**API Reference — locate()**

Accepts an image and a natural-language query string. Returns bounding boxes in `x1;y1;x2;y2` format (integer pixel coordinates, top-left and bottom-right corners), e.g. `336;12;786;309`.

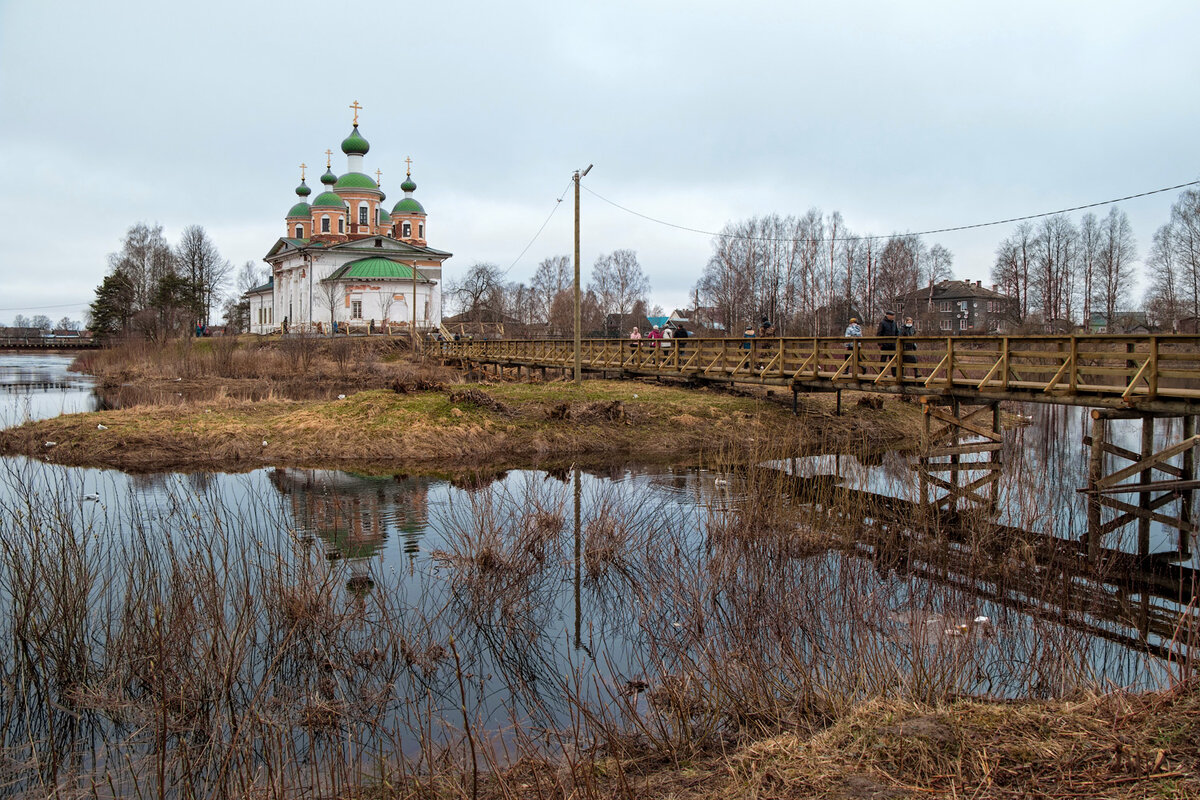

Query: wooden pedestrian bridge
439;333;1200;560
436;333;1200;414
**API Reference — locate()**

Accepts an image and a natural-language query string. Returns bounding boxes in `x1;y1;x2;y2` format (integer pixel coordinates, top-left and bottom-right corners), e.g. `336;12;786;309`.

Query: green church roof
400;177;417;192
341;125;370;155
295;180;311;197
334;172;379;191
287;201;311;217
311;191;346;209
320;167;337;185
326;257;429;281
392;197;426;215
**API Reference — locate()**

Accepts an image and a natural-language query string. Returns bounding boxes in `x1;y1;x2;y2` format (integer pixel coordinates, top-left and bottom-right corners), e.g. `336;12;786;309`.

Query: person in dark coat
900;315;918;378
877;310;899;379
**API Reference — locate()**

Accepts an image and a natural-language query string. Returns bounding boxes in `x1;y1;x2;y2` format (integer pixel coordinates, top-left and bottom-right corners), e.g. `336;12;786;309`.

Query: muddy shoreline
0;378;921;474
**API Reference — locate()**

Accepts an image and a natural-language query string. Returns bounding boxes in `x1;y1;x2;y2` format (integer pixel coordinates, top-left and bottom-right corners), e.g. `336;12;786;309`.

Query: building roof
286;201;311;218
311;191;346;209
244;276;274;295
334;172;379;191
392;197;426;215
341;125;370;155
324;257;430;282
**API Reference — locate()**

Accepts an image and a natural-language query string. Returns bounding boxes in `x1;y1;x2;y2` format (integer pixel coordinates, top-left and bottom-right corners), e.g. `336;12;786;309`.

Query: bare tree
1145;223;1182;330
1096;207;1137;326
316;278;344;332
176;225;232;325
236;260;269;294
107;222;175;311
446;263;504;321
1031;214;1077;326
531;255;571;322
589;249;650;320
992;222;1035;322
1077;213;1102;328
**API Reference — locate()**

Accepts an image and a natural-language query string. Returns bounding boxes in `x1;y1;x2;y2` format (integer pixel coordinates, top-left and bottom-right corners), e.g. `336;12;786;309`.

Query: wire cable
501;179;574;275
0;301;91;313
582;178;1200;244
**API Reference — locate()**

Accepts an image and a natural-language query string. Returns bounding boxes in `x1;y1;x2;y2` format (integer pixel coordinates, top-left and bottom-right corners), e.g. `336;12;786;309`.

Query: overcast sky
1;0;1197;325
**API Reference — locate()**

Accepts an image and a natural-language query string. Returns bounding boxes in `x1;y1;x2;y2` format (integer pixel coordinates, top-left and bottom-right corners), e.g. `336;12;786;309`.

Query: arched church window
321;216;330;233
418;222;425;239
338;218;345;234
358;205;368;226
294;225;303;238
402;221;411;238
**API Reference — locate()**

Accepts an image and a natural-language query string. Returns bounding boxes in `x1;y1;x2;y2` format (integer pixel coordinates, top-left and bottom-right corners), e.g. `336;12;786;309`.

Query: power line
0;301;90;313
501;180;574;276
582;178;1200;244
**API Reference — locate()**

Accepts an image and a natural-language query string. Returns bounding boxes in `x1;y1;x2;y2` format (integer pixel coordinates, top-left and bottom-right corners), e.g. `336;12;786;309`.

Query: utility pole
573;164;592;384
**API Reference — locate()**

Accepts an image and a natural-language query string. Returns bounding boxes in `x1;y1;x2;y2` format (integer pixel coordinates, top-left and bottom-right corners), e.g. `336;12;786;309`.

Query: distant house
893;280;1019;334
672;306;726;333
604;311;650;338
1089;311;1153;334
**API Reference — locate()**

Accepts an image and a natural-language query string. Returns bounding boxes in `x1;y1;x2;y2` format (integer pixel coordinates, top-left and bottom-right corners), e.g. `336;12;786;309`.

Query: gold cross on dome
404;156;413;177
325;149;332;168
375;168;382;185
299;162;307;180
349;100;362;126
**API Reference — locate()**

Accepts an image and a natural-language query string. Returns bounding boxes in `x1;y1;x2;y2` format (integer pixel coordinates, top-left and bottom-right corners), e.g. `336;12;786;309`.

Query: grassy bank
0;379;920;472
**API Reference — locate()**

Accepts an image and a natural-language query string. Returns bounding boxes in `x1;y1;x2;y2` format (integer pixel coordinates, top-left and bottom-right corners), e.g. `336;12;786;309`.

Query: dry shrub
447;388;513;415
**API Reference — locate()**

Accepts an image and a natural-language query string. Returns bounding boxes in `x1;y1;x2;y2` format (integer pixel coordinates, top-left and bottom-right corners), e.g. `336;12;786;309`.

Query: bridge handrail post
946;337;955;388
1002;337;1010;391
1150;336;1159;399
1069;336;1079;393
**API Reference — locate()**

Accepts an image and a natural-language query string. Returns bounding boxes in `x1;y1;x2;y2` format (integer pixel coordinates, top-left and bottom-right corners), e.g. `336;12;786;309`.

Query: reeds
0;428;1194;797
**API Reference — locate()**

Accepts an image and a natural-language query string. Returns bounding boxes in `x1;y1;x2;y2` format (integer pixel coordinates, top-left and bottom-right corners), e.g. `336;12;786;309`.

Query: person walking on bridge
877;310;900;379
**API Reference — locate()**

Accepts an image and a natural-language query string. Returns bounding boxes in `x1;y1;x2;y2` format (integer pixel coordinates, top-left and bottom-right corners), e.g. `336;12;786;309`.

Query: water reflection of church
268;468;432;559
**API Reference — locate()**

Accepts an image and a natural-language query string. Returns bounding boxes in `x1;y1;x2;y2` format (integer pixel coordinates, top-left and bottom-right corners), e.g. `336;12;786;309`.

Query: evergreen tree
88;271;136;342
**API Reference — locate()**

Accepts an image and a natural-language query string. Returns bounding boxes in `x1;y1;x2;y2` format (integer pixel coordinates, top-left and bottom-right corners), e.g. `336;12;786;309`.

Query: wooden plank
925;442;1004;457
926;407;1002;442
1080;478;1200;495
917;461;1003;472
1121;357;1152;401
1098;493;1194;534
1082;437;1185;478
1095;435;1200;489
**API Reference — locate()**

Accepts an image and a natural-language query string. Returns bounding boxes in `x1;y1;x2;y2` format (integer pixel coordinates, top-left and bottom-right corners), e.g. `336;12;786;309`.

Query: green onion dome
393;197;426;215
320;167;337;186
333;172;379;191
400;176;417;193
287;201;311;218
341;125;370;156
295;179;311;197
312;191;346;209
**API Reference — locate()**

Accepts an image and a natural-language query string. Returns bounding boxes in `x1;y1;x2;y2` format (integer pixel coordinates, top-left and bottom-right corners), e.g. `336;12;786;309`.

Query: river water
0;351;1195;795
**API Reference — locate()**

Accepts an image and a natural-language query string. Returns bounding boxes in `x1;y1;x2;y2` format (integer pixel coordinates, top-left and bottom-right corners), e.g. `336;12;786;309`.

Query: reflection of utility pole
573;165;592;385
574;463;582;650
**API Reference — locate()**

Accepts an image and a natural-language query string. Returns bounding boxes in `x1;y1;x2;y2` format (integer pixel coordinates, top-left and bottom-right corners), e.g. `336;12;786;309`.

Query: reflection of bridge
440;334;1200;563
0;381;82;393
0;336;96;349
769;464;1199;661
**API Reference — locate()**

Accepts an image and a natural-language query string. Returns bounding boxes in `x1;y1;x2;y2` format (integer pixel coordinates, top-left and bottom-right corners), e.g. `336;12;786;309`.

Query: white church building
247;103;452;334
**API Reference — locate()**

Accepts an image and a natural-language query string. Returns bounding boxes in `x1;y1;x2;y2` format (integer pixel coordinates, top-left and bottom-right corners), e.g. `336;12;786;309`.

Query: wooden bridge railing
437;334;1200;412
